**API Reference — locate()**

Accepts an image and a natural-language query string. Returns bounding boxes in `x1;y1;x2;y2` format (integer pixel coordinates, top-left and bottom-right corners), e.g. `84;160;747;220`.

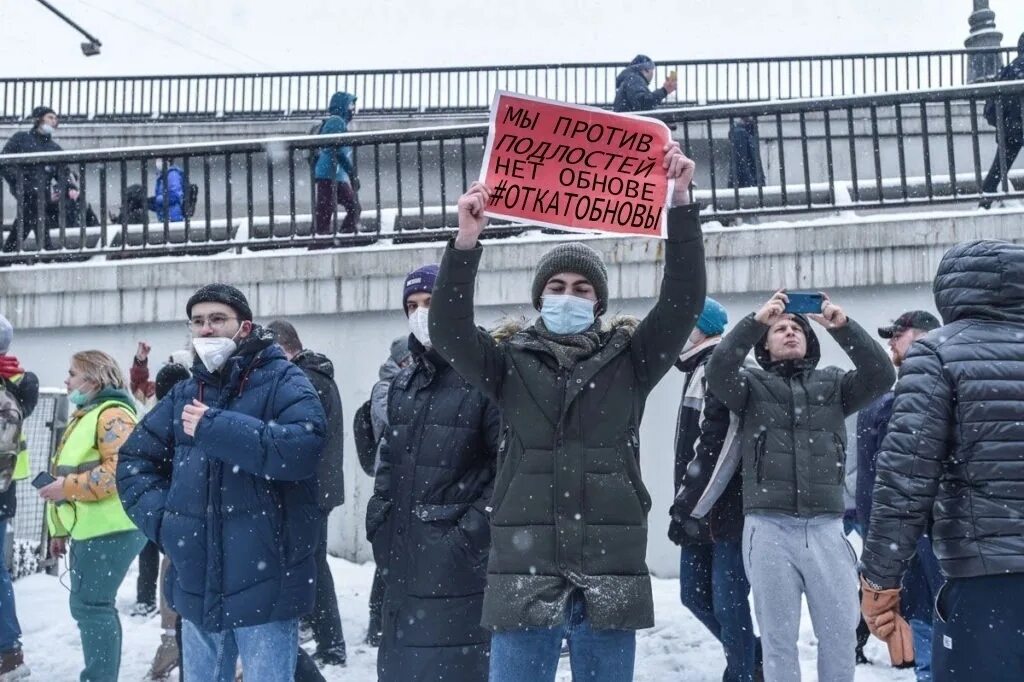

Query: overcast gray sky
1;0;1023;76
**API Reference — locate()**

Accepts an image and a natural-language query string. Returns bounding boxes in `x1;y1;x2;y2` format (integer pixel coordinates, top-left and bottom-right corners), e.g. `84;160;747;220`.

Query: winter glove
0;355;25;379
860;576;915;666
350;177;361;193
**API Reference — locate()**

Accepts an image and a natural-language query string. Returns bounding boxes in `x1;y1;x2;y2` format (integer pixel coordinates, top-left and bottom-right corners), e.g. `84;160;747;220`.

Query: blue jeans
0;521;22;653
182;617;298;682
679;542;758;682
910;618;932;682
489;591;635;682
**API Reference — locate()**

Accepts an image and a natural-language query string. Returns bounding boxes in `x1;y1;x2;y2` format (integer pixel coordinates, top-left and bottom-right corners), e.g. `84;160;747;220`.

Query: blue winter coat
314;92;356;183
117;328;327;632
148;166;185;222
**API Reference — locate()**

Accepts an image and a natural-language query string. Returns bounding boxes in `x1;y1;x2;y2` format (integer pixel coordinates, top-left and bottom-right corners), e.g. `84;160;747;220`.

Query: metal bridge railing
0;48;1015;122
1;81;1023;264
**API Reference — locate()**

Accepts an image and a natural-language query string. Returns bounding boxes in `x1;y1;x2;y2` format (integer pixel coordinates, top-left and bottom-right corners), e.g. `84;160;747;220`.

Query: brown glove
860;577;915;666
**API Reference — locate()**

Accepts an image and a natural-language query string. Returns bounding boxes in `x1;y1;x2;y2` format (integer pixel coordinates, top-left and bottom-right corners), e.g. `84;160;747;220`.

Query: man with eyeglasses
117;283;328;682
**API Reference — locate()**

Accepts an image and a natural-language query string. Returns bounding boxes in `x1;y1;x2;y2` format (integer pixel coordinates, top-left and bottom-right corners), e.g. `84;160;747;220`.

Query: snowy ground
14;554;913;681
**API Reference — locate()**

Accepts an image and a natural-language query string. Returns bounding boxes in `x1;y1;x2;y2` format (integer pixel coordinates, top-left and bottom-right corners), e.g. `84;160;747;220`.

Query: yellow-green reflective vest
47;400;138;541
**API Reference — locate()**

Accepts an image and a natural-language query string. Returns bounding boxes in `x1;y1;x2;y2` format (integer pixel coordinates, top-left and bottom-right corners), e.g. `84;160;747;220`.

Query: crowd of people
0;57;1020;682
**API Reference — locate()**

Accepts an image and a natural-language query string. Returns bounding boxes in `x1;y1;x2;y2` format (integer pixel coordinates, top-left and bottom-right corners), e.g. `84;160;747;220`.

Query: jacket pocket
934;580;958;625
754;432;767;483
622;428;652;514
485;429;518;517
833;433;847;485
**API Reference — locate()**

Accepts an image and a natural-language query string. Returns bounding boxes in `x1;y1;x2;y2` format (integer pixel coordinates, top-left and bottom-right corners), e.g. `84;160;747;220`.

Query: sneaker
0;647;30;681
313;644;347;667
129;601;158;619
147;634;180;680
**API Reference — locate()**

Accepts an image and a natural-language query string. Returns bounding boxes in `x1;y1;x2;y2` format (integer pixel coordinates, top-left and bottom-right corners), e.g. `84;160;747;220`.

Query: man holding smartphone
613;55;677;113
705;290;894;682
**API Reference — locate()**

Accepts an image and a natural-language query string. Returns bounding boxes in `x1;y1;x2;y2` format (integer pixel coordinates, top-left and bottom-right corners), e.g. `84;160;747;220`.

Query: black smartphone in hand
31;471;57;490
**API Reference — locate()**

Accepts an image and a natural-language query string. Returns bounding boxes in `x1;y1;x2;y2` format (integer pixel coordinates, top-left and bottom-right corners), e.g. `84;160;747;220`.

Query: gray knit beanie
531;242;609;315
0;315;12;354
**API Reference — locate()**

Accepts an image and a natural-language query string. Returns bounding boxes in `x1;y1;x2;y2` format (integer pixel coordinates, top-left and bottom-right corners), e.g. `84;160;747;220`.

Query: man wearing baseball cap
855;310;942;677
118;283;327;681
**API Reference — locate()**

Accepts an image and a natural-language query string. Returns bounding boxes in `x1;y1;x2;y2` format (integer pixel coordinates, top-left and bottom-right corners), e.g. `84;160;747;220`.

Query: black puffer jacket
365;338;500;682
668;339;744;545
861;240;1024;589
293;349;345;511
706;313;894;518
612;66;668;113
0;128;62;197
430;205;706;632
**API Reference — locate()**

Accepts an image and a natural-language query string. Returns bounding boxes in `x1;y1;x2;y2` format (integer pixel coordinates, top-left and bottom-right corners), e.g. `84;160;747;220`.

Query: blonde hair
71;350;127;391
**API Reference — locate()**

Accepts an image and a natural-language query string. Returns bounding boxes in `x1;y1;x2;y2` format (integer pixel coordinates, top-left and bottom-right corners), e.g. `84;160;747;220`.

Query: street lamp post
965;0;1004;82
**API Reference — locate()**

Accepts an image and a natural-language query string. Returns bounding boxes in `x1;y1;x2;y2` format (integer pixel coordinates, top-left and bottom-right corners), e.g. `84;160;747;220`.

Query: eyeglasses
188;314;238;331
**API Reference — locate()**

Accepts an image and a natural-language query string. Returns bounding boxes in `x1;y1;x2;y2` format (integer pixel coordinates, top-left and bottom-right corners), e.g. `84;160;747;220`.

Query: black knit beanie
531;242;609;315
186;283;253;321
155;363;191;400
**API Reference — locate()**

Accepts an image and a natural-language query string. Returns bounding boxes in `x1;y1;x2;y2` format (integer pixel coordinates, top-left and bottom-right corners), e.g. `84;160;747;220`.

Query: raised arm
428;182;507;402
629;206;704;393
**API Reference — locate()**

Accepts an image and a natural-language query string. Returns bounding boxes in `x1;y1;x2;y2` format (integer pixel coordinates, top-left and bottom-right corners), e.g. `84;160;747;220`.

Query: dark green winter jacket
429;205;706;631
705;313;894;518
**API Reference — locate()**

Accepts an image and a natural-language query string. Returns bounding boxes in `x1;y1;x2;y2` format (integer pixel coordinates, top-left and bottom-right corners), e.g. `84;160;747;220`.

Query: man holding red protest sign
429;140;704;682
481;91;675;238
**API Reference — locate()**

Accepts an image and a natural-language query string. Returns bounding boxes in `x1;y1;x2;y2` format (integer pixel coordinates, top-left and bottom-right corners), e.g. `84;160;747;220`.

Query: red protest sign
480;91;673;238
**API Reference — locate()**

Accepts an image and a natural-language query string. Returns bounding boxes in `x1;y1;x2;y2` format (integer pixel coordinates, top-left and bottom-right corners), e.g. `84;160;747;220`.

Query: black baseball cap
878;310;941;338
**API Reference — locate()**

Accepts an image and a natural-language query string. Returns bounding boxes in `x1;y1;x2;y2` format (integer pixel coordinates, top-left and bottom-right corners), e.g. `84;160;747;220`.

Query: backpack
352;399;378;477
307;121;326;167
0;382;25;493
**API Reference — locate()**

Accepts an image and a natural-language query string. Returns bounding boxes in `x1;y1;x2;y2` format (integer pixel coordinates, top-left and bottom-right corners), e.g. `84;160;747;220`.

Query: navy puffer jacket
117;327;327;631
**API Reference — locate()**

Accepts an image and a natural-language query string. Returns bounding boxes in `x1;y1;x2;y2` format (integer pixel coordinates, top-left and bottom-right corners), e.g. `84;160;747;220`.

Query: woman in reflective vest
38;350;146;682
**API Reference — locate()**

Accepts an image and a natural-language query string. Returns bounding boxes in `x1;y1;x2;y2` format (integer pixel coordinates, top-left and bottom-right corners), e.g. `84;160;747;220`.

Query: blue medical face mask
68;389;90;407
540;294;596;335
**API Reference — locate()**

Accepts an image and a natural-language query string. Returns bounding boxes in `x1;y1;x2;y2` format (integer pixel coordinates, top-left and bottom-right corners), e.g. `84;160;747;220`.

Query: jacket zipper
754;432;767;483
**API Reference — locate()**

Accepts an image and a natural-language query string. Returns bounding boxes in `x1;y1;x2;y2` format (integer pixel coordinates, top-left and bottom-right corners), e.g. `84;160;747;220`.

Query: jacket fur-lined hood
490;314;640;343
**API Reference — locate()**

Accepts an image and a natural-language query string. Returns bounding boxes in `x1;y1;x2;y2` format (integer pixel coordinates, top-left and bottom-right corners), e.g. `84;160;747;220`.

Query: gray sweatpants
742;513;859;682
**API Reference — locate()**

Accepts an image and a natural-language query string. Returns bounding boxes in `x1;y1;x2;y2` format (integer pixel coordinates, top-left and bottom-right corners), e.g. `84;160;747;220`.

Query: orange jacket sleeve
62;406;137;502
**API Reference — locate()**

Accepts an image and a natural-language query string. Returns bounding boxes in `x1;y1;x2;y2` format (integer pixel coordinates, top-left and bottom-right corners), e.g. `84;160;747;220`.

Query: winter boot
313;644;347;667
130;601;158;619
147;633;180;680
0;647;30;681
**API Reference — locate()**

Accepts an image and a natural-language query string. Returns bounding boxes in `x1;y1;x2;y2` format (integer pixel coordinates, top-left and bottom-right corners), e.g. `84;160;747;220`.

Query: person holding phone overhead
613;55;677;113
38;351;146;682
704;291;894;682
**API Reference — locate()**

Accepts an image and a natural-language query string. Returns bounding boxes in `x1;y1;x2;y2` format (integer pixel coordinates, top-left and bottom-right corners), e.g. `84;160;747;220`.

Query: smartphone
784;291;824;315
31;471;57;490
